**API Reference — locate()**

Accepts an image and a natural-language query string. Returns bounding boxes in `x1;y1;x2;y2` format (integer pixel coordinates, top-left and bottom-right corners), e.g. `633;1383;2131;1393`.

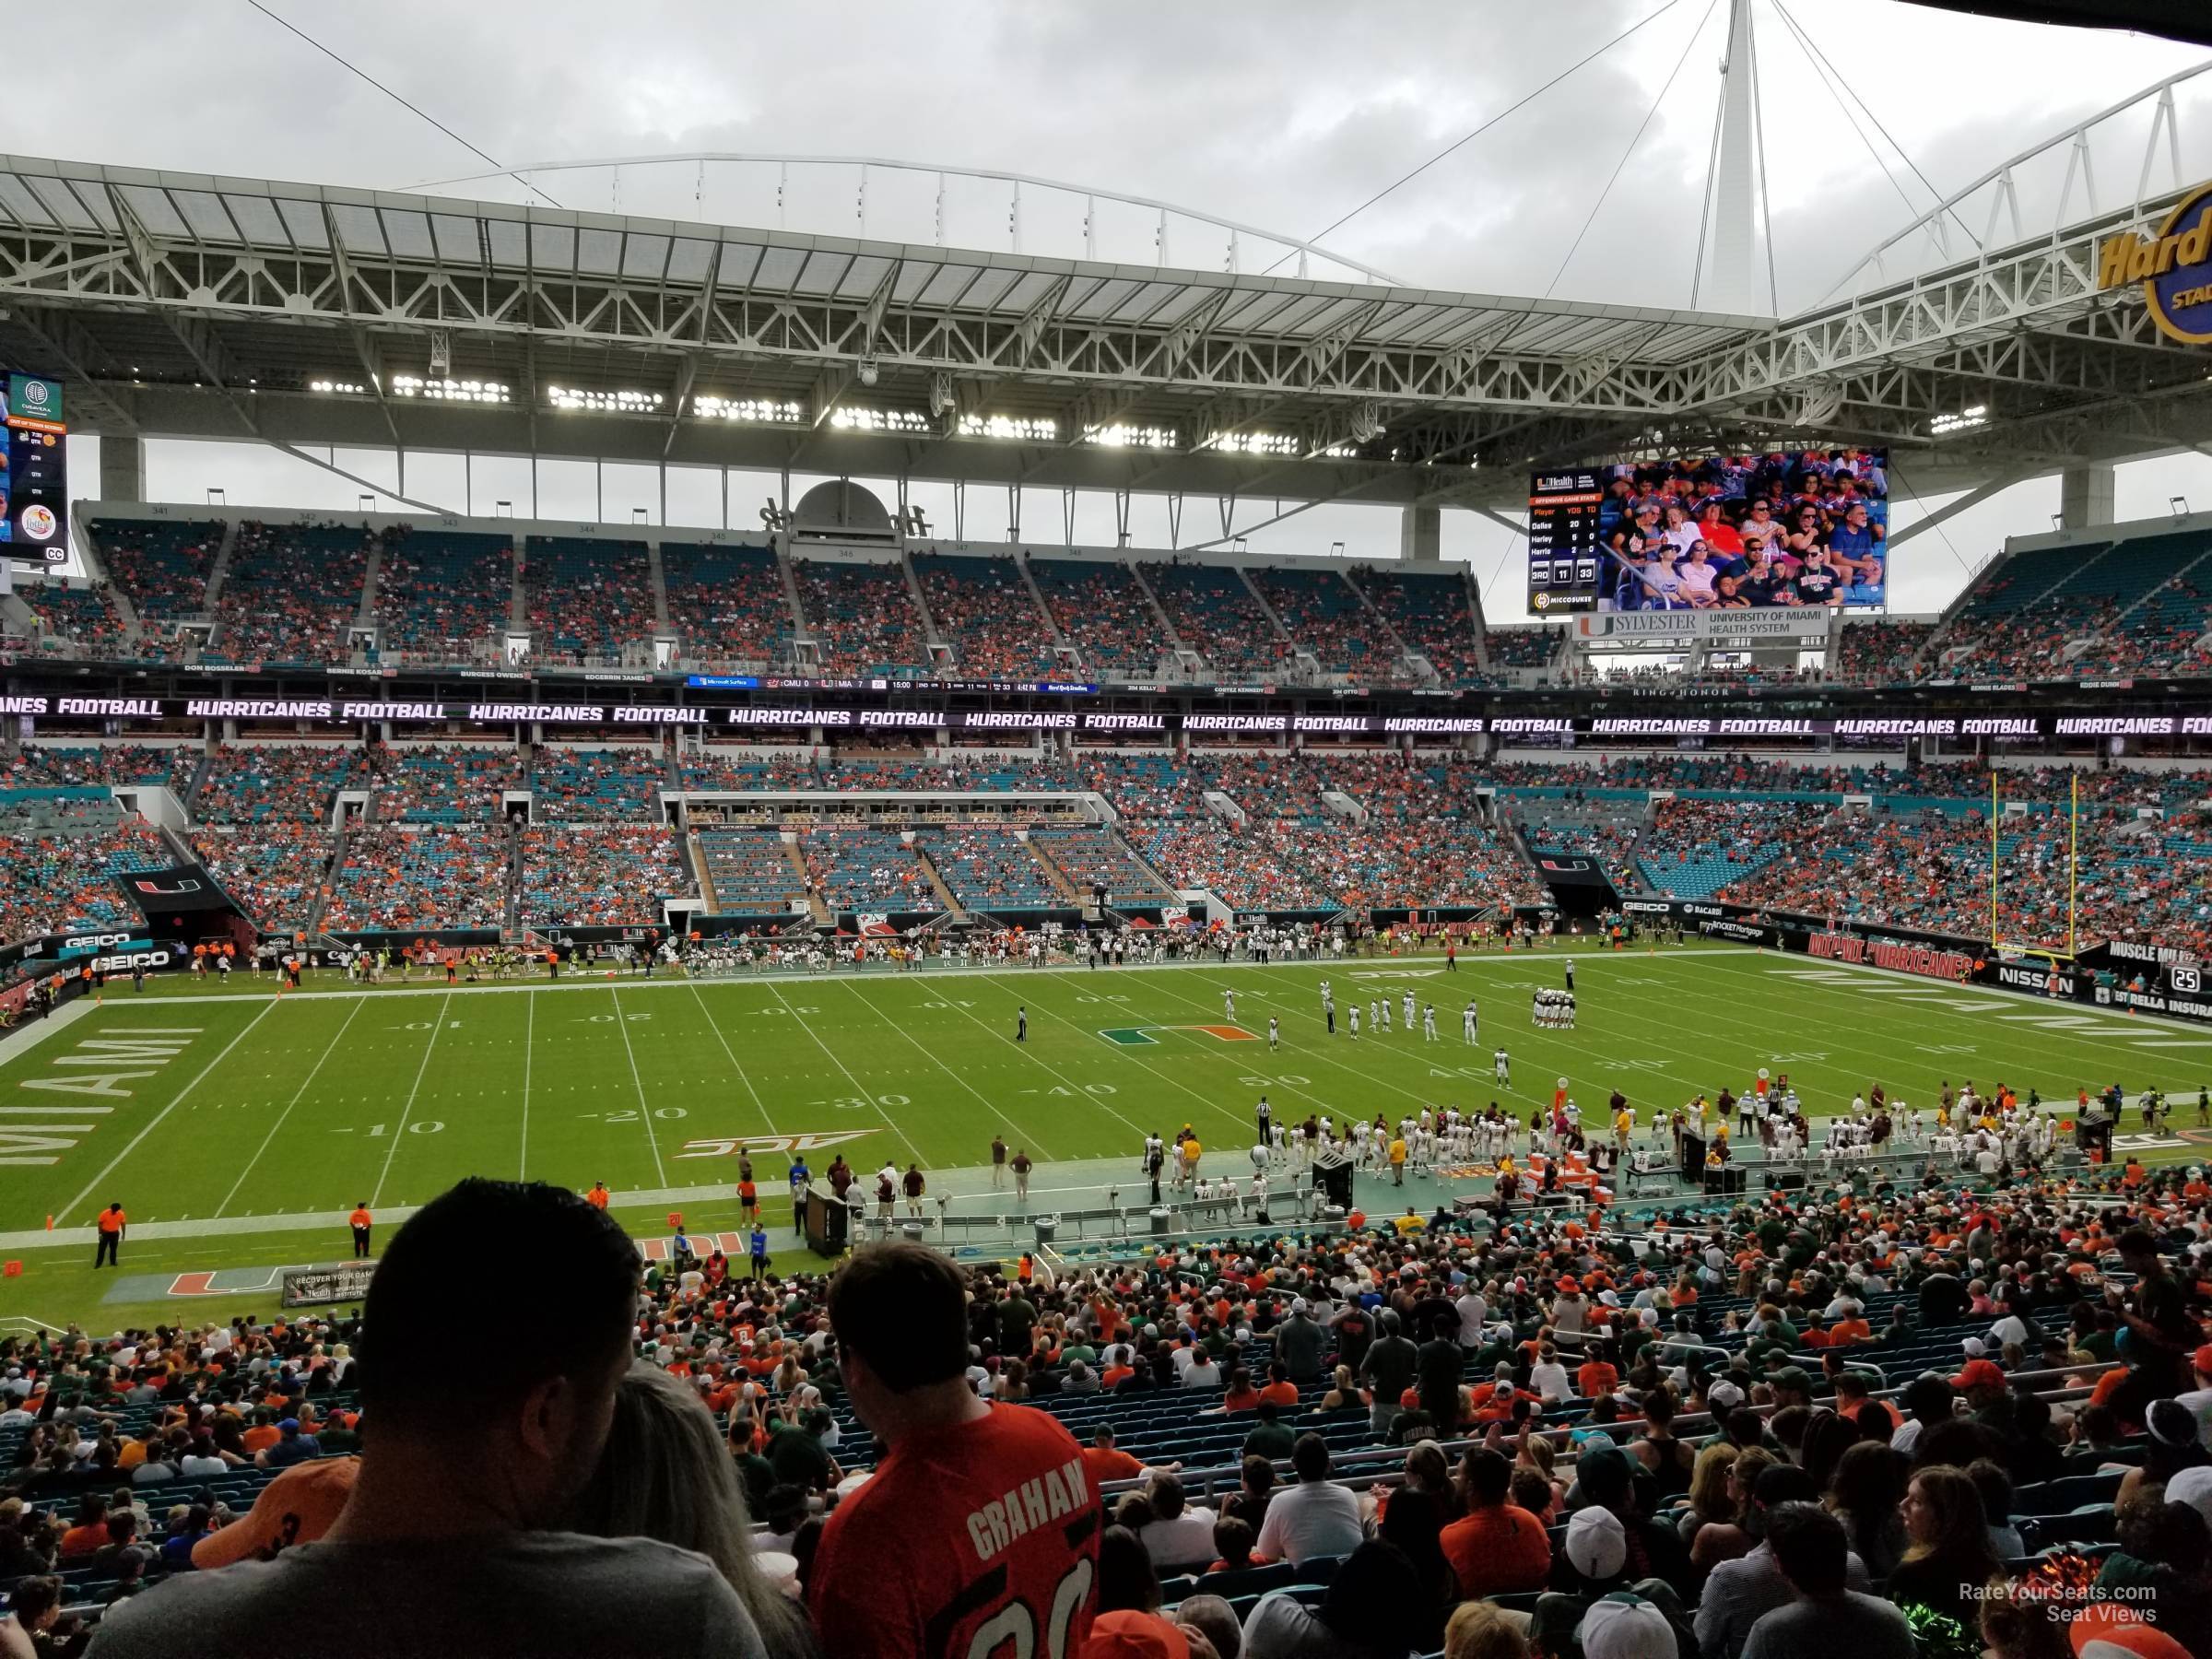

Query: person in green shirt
1241;1401;1296;1461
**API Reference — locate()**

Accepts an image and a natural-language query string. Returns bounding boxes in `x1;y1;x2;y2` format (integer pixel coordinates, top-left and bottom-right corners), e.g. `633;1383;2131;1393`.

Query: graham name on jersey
963;1454;1092;1562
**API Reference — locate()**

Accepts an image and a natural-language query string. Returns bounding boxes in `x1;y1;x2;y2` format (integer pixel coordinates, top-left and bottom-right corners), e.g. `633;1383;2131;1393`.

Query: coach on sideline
89;1180;769;1659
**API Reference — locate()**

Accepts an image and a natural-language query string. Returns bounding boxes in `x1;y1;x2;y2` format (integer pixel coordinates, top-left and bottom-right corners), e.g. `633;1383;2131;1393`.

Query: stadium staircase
1342;571;1426;684
910;840;965;917
1017;830;1086;908
300;819;345;935
196;520;242;618
897;550;950;664
775;546;812;641
355;532;385;640
687;830;720;913
1012;552;1080;669
646;541;672;633
1124;559;1185;653
506;540;528;633
500;819;524;934
179;749;215;818
782;838;834;924
1232;566;1298;661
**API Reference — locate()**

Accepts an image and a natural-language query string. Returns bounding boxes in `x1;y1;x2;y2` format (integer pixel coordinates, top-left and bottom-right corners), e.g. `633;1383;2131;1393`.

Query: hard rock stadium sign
2100;179;2212;346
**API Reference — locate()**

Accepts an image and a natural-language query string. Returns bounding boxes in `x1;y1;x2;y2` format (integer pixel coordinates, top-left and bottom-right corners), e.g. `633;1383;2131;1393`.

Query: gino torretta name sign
2100;180;2212;346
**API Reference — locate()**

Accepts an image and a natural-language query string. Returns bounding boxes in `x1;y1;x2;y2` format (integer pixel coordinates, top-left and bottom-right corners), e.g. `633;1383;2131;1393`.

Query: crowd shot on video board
1530;449;1889;614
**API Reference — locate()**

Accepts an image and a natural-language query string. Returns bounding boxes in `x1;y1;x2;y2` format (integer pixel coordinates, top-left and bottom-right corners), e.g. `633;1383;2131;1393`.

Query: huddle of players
1533;988;1577;1028
1315;980;1481;1044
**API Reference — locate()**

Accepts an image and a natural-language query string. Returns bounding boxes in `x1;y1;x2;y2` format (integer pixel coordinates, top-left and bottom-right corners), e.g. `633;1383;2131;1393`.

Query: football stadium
9;2;2212;1654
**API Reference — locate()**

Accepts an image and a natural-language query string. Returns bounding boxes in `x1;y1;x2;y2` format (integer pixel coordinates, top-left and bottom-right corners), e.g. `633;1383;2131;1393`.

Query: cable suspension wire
1747;1;1781;315
1545;0;1723;300
1768;0;1981;258
1259;0;1691;277
1889;462;1984;579
1688;45;1731;309
243;1;564;210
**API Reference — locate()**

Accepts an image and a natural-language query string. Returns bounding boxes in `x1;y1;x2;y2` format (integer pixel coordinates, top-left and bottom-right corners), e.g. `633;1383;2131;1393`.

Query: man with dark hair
1741;1502;1912;1659
92;1180;766;1659
1439;1447;1549;1597
1694;1467;1874;1659
1253;1433;1365;1566
809;1242;1100;1656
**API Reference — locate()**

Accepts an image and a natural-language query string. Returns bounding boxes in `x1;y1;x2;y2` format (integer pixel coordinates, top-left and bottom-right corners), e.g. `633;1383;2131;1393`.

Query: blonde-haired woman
572;1365;817;1659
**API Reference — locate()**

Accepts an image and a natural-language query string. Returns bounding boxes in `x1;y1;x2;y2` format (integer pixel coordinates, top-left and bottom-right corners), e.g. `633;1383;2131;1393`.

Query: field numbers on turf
1073;994;1131;1005
1914;1043;1979;1056
1034;1083;1119;1098
594;1108;689;1123
582;1013;653;1024
919;999;975;1009
1770;1052;1828;1064
753;1006;821;1017
1239;1074;1312;1088
361;1121;443;1136
394;1020;464;1030
807;1093;910;1112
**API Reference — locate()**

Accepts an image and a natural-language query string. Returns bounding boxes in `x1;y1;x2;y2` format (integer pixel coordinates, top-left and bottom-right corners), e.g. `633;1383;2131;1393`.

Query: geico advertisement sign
88;947;175;973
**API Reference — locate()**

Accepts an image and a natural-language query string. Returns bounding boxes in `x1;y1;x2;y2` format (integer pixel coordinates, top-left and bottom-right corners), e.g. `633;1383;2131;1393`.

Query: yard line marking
371;993;453;1207
764;981;926;1165
519;989;535;1179
55;1001;278;1226
611;989;669;1190
838;976;1057;1159
688;983;779;1138
215;999;365;1218
975;975;1246;1143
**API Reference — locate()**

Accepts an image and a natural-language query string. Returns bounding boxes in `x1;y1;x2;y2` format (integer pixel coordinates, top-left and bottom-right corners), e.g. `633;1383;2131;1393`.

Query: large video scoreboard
2;370;68;566
1525;468;1606;613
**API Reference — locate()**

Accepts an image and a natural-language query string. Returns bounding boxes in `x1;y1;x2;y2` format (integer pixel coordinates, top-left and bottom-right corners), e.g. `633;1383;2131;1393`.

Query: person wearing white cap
1580;1592;1679;1659
1738;1502;1912;1659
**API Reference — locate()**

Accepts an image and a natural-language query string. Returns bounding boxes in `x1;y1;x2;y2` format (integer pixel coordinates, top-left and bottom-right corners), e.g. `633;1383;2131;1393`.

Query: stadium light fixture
2051;513;2065;532
548;385;664;413
206;488;226;506
495;500;513;518
358;494;374;512
1085;423;1179;450
692;395;804;425
1202;431;1300;457
830;406;931;434
2172;496;2191;521
392;375;510;405
309;379;371;396
959;413;1059;442
1929;405;1987;436
857;356;881;388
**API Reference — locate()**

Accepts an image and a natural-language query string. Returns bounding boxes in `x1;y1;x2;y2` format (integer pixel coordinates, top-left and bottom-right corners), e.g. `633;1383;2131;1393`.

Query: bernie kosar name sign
2100;181;2212;347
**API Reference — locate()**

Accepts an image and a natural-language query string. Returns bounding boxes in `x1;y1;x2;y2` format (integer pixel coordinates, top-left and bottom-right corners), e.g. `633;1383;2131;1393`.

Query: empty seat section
912;553;1060;677
662;542;792;666
373;529;514;660
1138;562;1287;676
325;825;511;930
696;828;806;913
212;523;370;665
519;826;687;925
1255;567;1401;679
1351;567;1484;686
792;558;930;677
529;748;665;822
524;537;656;663
1030;559;1159;676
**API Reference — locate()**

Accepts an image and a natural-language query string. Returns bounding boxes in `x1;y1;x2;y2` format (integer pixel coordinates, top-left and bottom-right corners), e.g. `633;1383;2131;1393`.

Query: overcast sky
18;1;2212;619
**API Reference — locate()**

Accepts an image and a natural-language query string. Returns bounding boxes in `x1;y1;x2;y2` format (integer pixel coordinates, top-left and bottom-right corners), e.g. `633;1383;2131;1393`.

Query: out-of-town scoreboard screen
2;370;67;566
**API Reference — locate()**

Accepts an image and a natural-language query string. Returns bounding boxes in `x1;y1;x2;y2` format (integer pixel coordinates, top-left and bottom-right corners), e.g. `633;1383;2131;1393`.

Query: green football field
5;940;2211;1332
